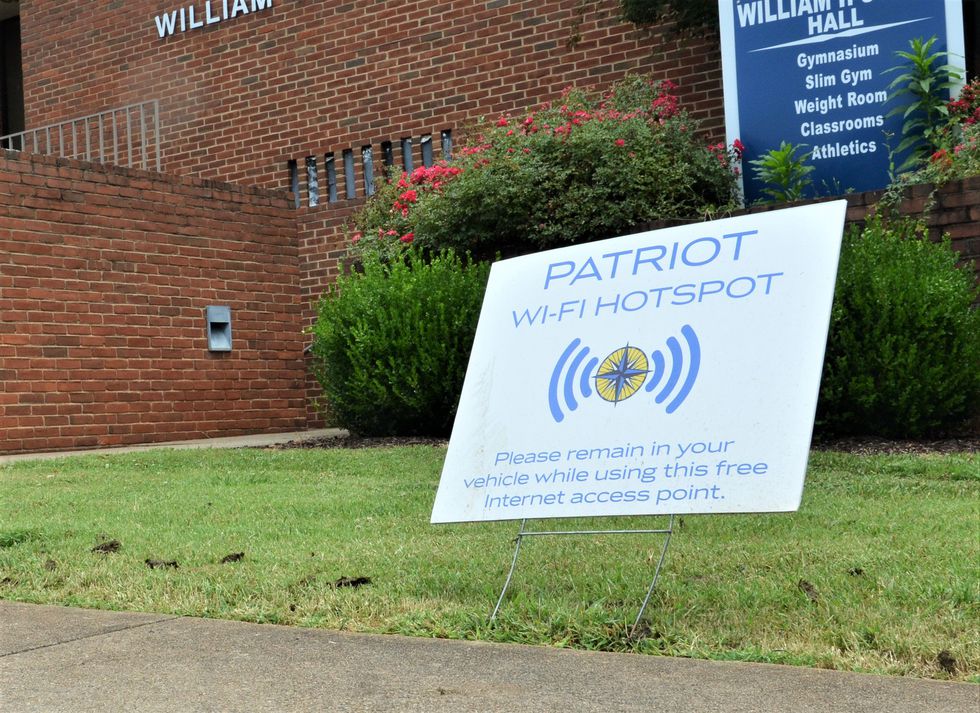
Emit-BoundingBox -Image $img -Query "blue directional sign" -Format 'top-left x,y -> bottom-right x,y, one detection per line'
720,0 -> 965,203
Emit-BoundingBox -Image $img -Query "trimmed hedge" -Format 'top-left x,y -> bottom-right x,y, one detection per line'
310,251 -> 490,437
818,215 -> 980,437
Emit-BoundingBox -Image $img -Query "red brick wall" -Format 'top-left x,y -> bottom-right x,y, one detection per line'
297,203 -> 359,322
294,178 -> 980,337
297,203 -> 358,427
742,179 -> 980,276
19,0 -> 727,329
18,0 -> 725,191
844,178 -> 980,271
0,150 -> 307,454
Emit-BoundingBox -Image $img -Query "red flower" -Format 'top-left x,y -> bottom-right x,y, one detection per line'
733,139 -> 745,158
400,232 -> 414,244
652,92 -> 679,119
615,138 -> 626,147
399,189 -> 418,203
496,116 -> 508,127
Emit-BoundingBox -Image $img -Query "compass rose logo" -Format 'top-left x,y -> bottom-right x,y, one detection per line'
547,325 -> 701,423
594,346 -> 649,403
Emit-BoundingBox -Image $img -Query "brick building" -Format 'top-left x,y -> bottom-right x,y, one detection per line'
1,1 -> 977,453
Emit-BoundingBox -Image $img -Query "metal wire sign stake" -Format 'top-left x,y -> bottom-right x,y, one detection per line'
489,515 -> 675,638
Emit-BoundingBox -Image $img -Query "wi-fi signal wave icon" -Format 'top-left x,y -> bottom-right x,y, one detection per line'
547,325 -> 701,423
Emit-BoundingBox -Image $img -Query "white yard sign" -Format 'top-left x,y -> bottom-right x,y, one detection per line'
431,202 -> 846,523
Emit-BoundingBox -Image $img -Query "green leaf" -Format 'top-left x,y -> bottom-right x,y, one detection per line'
887,73 -> 915,88
895,135 -> 922,154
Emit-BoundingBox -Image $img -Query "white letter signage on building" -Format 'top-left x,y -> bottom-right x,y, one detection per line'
154,0 -> 274,39
431,202 -> 846,524
720,0 -> 964,203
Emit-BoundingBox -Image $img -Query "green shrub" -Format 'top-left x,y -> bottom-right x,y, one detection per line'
350,74 -> 742,261
818,215 -> 980,437
619,0 -> 718,35
310,251 -> 490,437
748,141 -> 814,203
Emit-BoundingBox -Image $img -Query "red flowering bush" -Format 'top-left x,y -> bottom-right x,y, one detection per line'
947,78 -> 980,126
887,80 -> 980,192
351,164 -> 463,253
933,79 -> 980,179
350,74 -> 742,260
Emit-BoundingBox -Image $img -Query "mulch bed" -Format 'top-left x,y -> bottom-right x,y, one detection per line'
264,434 -> 449,450
266,433 -> 977,455
809,435 -> 979,456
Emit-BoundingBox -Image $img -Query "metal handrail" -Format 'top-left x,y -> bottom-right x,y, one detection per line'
0,100 -> 161,172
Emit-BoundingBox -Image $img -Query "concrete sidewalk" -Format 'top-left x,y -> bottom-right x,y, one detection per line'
1,602 -> 976,713
0,429 -> 345,464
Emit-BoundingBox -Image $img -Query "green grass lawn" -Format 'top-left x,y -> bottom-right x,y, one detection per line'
0,446 -> 976,681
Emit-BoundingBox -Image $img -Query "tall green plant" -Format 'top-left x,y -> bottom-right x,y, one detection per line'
884,36 -> 963,173
748,142 -> 814,203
